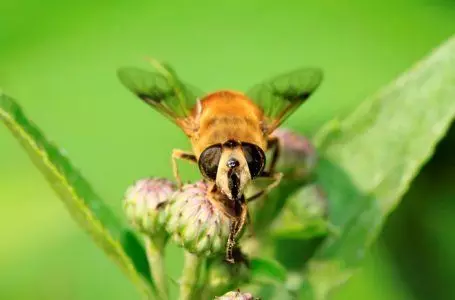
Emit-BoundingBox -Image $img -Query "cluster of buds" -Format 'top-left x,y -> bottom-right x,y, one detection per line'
123,178 -> 233,257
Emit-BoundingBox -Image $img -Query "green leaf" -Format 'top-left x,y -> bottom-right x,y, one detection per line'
302,35 -> 455,298
250,257 -> 288,284
0,93 -> 156,298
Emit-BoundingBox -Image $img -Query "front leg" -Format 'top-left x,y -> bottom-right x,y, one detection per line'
243,135 -> 281,202
246,171 -> 283,202
225,201 -> 248,264
172,149 -> 197,188
266,136 -> 280,174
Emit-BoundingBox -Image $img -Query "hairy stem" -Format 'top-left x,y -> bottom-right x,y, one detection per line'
180,252 -> 203,300
144,235 -> 168,300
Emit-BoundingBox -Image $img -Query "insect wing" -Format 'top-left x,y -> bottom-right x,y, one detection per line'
117,63 -> 204,131
246,68 -> 323,134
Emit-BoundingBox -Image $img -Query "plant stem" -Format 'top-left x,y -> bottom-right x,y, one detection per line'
144,235 -> 168,300
180,251 -> 203,300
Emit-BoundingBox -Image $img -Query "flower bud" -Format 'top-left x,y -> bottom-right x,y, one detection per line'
123,177 -> 175,236
293,183 -> 328,219
271,183 -> 334,239
215,290 -> 257,300
271,128 -> 317,179
206,249 -> 251,297
165,181 -> 232,257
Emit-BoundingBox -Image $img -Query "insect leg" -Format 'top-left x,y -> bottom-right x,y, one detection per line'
172,149 -> 197,188
267,136 -> 280,174
246,208 -> 255,235
225,202 -> 248,264
225,224 -> 236,264
246,172 -> 283,202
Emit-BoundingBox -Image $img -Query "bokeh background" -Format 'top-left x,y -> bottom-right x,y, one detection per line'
1,0 -> 454,299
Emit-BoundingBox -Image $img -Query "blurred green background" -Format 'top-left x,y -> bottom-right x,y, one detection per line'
1,0 -> 454,299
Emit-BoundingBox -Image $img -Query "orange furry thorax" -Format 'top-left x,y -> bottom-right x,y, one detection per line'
190,90 -> 266,157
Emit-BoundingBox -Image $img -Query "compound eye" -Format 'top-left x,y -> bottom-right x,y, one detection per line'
241,143 -> 266,178
198,144 -> 222,180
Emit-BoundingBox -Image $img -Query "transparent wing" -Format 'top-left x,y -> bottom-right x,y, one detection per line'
246,68 -> 323,134
117,61 -> 204,132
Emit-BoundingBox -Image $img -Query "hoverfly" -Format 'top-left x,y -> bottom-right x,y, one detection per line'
117,59 -> 322,262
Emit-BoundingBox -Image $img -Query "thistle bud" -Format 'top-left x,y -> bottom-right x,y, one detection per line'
271,183 -> 335,239
293,183 -> 328,219
271,128 -> 317,179
206,249 -> 250,297
165,181 -> 232,257
123,177 -> 175,236
215,290 -> 258,300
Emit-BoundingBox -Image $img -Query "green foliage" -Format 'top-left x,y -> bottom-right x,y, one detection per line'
0,92 -> 156,299
249,258 -> 288,284
302,35 -> 455,299
1,34 -> 454,300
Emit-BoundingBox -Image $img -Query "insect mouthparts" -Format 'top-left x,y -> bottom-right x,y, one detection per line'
228,171 -> 240,200
226,158 -> 240,169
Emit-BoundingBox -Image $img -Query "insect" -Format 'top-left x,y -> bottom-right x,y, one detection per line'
117,59 -> 322,262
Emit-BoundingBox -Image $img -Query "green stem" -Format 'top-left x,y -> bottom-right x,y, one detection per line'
180,251 -> 203,300
144,235 -> 168,300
